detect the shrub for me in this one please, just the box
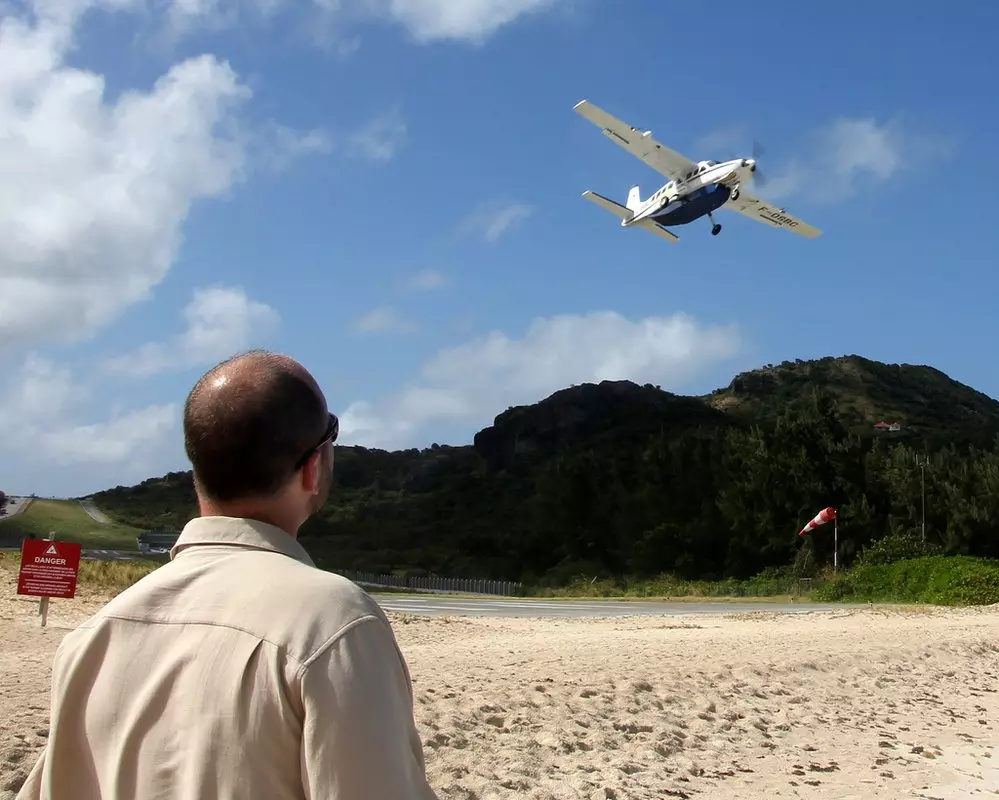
[855,530,943,567]
[813,555,999,606]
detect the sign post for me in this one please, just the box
[17,535,83,627]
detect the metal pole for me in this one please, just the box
[920,460,926,543]
[38,531,55,628]
[915,454,927,543]
[834,517,838,572]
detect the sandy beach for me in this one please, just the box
[2,572,998,799]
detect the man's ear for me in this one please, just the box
[301,451,321,495]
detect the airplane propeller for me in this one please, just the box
[750,139,769,188]
[722,138,770,188]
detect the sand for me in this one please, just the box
[2,573,998,799]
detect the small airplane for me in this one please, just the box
[573,99,822,243]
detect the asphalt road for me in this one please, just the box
[0,496,30,521]
[79,500,112,524]
[374,596,851,618]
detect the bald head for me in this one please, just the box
[183,351,330,503]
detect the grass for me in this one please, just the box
[74,557,166,593]
[814,555,999,606]
[0,499,144,550]
[523,574,827,601]
[0,551,164,594]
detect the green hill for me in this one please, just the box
[705,354,999,445]
[90,355,999,586]
[0,499,143,550]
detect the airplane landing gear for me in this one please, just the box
[709,212,722,236]
[731,184,741,201]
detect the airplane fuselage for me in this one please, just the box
[623,158,757,230]
[653,183,731,226]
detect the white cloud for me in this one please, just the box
[0,0,423,496]
[455,201,533,244]
[345,108,407,162]
[256,123,334,171]
[44,0,569,55]
[693,126,750,160]
[103,285,280,377]
[352,305,414,334]
[0,355,178,480]
[205,0,567,45]
[407,269,447,290]
[338,310,741,448]
[752,116,955,204]
[366,0,563,43]
[0,2,328,355]
[40,404,178,466]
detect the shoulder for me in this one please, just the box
[290,563,385,621]
[250,558,395,662]
[90,547,393,667]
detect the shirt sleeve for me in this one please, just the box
[298,615,440,800]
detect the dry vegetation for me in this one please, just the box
[0,552,161,596]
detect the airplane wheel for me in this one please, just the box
[660,196,669,209]
[731,188,740,201]
[711,224,722,236]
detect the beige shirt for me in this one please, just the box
[17,516,439,800]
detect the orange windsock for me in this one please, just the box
[799,506,836,536]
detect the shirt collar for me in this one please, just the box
[170,516,316,567]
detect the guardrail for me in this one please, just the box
[332,569,524,597]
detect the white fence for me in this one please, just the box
[333,569,524,597]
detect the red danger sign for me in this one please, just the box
[17,540,83,599]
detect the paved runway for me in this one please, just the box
[374,595,850,618]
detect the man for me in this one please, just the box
[18,350,439,800]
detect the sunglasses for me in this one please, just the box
[294,412,339,470]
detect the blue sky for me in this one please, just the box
[1,0,997,497]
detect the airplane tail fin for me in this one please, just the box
[626,185,642,212]
[581,190,678,243]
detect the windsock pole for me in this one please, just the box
[799,506,839,571]
[834,516,838,572]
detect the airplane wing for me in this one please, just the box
[724,191,823,238]
[574,100,695,182]
[581,191,679,243]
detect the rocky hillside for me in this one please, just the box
[91,355,999,584]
